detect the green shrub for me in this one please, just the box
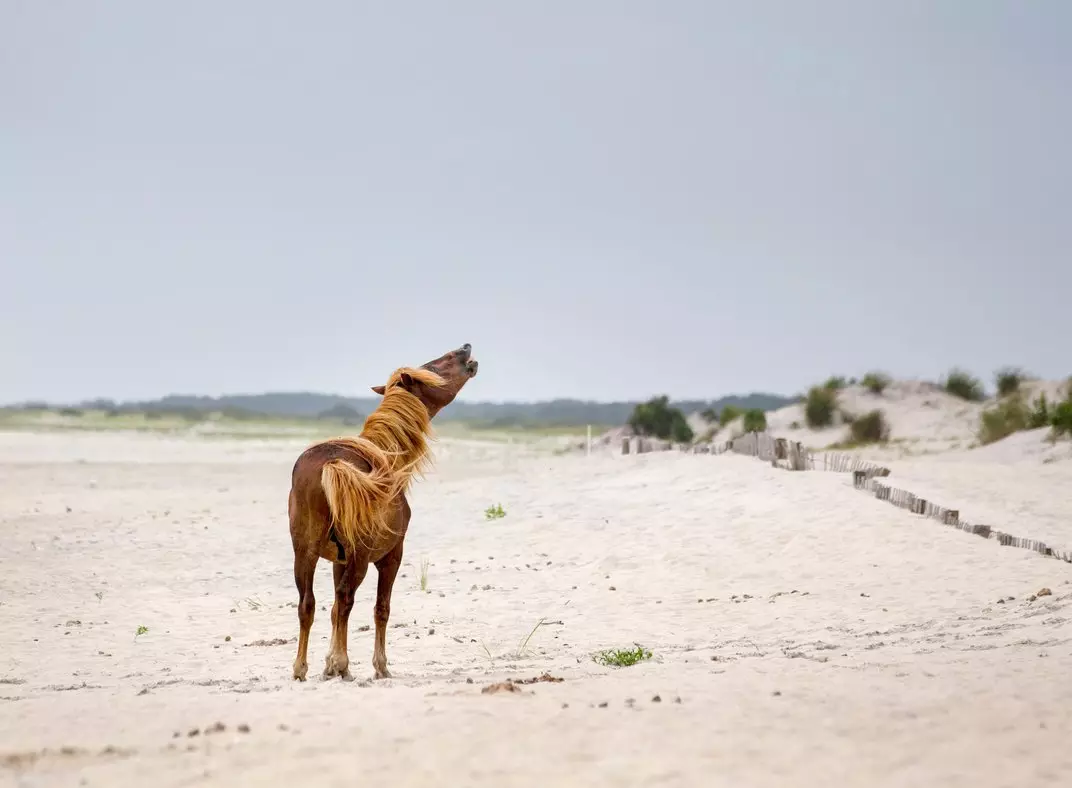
[1052,399,1072,438]
[700,407,719,423]
[718,405,742,426]
[1028,394,1050,429]
[994,367,1026,398]
[823,376,847,390]
[628,396,694,443]
[742,409,767,432]
[943,368,985,402]
[805,386,837,428]
[978,397,1030,445]
[861,371,891,395]
[848,410,890,444]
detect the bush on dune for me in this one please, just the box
[995,367,1027,398]
[628,396,694,443]
[717,405,742,426]
[804,386,837,428]
[861,371,891,395]
[943,368,985,402]
[848,410,890,445]
[742,409,767,433]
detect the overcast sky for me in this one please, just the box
[2,1,1070,405]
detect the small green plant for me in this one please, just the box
[418,557,430,592]
[484,503,506,520]
[718,405,742,426]
[789,420,801,430]
[805,386,837,428]
[135,625,149,639]
[861,371,891,395]
[943,368,985,402]
[94,591,104,603]
[823,376,847,390]
[1052,399,1072,438]
[593,645,652,667]
[995,367,1027,398]
[742,408,767,433]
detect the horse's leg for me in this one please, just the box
[292,549,318,681]
[372,541,403,679]
[323,559,368,680]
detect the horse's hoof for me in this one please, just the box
[323,653,351,680]
[293,662,308,681]
[374,668,392,680]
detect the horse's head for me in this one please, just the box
[371,343,478,418]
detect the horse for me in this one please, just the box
[287,343,478,681]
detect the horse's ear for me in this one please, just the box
[371,385,386,395]
[399,372,414,388]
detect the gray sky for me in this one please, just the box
[3,1,1070,405]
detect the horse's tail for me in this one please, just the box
[320,458,399,553]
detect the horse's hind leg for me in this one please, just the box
[323,559,368,680]
[372,541,404,679]
[292,549,318,681]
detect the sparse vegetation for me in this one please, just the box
[979,397,1030,445]
[515,618,547,658]
[135,625,149,639]
[718,405,742,426]
[742,409,767,433]
[823,376,847,390]
[943,368,985,402]
[995,367,1027,398]
[484,503,506,520]
[848,410,890,444]
[805,386,837,428]
[700,407,719,423]
[627,396,694,443]
[593,645,652,667]
[978,390,1064,445]
[862,371,892,395]
[418,557,430,591]
[1028,394,1051,429]
[1052,399,1072,438]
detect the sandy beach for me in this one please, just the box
[2,429,1071,787]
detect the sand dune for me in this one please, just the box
[1,429,1071,787]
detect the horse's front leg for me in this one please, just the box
[323,559,368,680]
[372,542,403,679]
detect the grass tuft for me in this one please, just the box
[593,645,652,667]
[484,503,506,520]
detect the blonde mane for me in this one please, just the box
[319,367,444,553]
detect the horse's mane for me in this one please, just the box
[319,367,444,553]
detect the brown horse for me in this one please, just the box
[288,343,478,681]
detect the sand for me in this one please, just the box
[2,429,1071,787]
